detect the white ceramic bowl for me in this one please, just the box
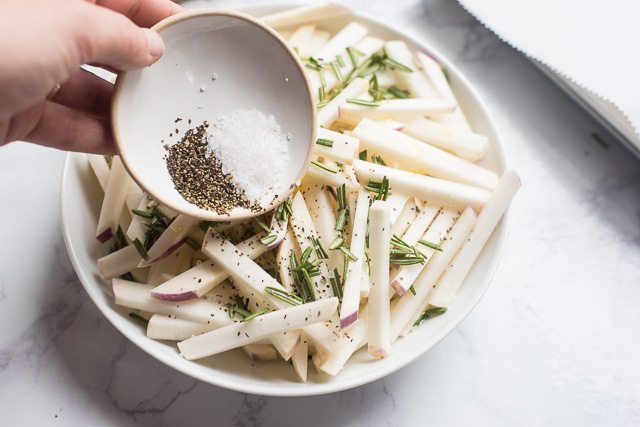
[61,4,508,396]
[112,9,316,221]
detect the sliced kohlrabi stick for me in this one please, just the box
[97,244,141,280]
[390,198,419,237]
[340,189,371,328]
[386,193,409,225]
[390,207,456,295]
[353,119,498,190]
[303,185,341,273]
[260,3,351,28]
[87,154,109,191]
[276,229,299,292]
[202,232,342,354]
[319,307,368,376]
[416,52,471,132]
[292,336,309,382]
[353,160,491,212]
[125,183,143,212]
[304,161,357,189]
[178,298,338,360]
[138,214,197,268]
[317,77,367,128]
[151,234,268,301]
[113,279,233,326]
[384,40,438,98]
[96,157,131,243]
[390,207,477,341]
[289,192,333,299]
[146,314,218,340]
[339,98,455,127]
[428,171,521,307]
[287,23,316,53]
[367,200,391,358]
[126,197,151,243]
[403,117,488,163]
[242,344,277,362]
[314,21,367,62]
[147,244,192,286]
[313,127,360,164]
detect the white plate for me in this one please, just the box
[61,3,508,396]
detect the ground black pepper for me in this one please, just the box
[165,122,260,214]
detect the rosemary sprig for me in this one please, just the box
[311,161,337,174]
[242,308,270,322]
[418,239,443,252]
[339,245,358,261]
[335,208,348,232]
[316,138,334,147]
[265,286,303,306]
[274,198,293,222]
[359,149,368,160]
[346,46,363,68]
[260,233,278,245]
[371,155,386,166]
[329,236,344,250]
[365,176,390,201]
[413,306,447,326]
[382,55,413,73]
[310,237,328,259]
[132,237,149,260]
[336,54,345,67]
[388,86,410,99]
[132,209,153,219]
[346,98,380,107]
[109,226,128,253]
[318,86,325,103]
[330,268,343,300]
[337,184,347,210]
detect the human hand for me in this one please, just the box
[0,0,182,154]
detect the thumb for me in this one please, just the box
[75,3,166,71]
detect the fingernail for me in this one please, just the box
[145,29,165,59]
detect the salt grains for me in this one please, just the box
[207,109,290,207]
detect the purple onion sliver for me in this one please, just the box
[150,290,198,302]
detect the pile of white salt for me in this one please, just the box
[206,108,291,207]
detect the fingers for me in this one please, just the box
[24,102,116,154]
[95,0,183,28]
[51,69,113,117]
[75,2,166,70]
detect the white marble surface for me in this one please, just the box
[1,0,639,425]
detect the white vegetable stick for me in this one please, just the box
[113,279,232,325]
[138,214,197,267]
[265,209,288,250]
[390,207,477,341]
[338,98,455,126]
[384,41,438,98]
[304,161,357,189]
[416,52,471,132]
[260,4,351,29]
[310,36,384,92]
[243,344,278,362]
[202,232,341,353]
[96,157,131,243]
[98,245,141,280]
[317,77,367,128]
[367,200,391,358]
[340,189,371,328]
[292,337,309,382]
[400,205,442,244]
[125,183,143,212]
[146,314,217,341]
[403,118,488,163]
[353,160,491,212]
[391,208,456,295]
[147,244,192,286]
[178,298,338,360]
[130,267,149,284]
[276,229,298,292]
[378,119,406,131]
[304,30,330,57]
[375,69,397,88]
[319,309,368,375]
[391,198,419,236]
[360,255,370,298]
[87,154,109,191]
[315,22,367,62]
[353,119,498,190]
[126,197,150,243]
[429,171,521,307]
[289,192,333,299]
[287,23,316,51]
[151,234,268,301]
[386,193,409,224]
[303,186,342,273]
[314,127,360,164]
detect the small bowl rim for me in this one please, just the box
[111,8,318,221]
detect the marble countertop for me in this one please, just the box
[1,0,639,425]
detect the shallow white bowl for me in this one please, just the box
[61,3,508,396]
[112,9,316,221]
